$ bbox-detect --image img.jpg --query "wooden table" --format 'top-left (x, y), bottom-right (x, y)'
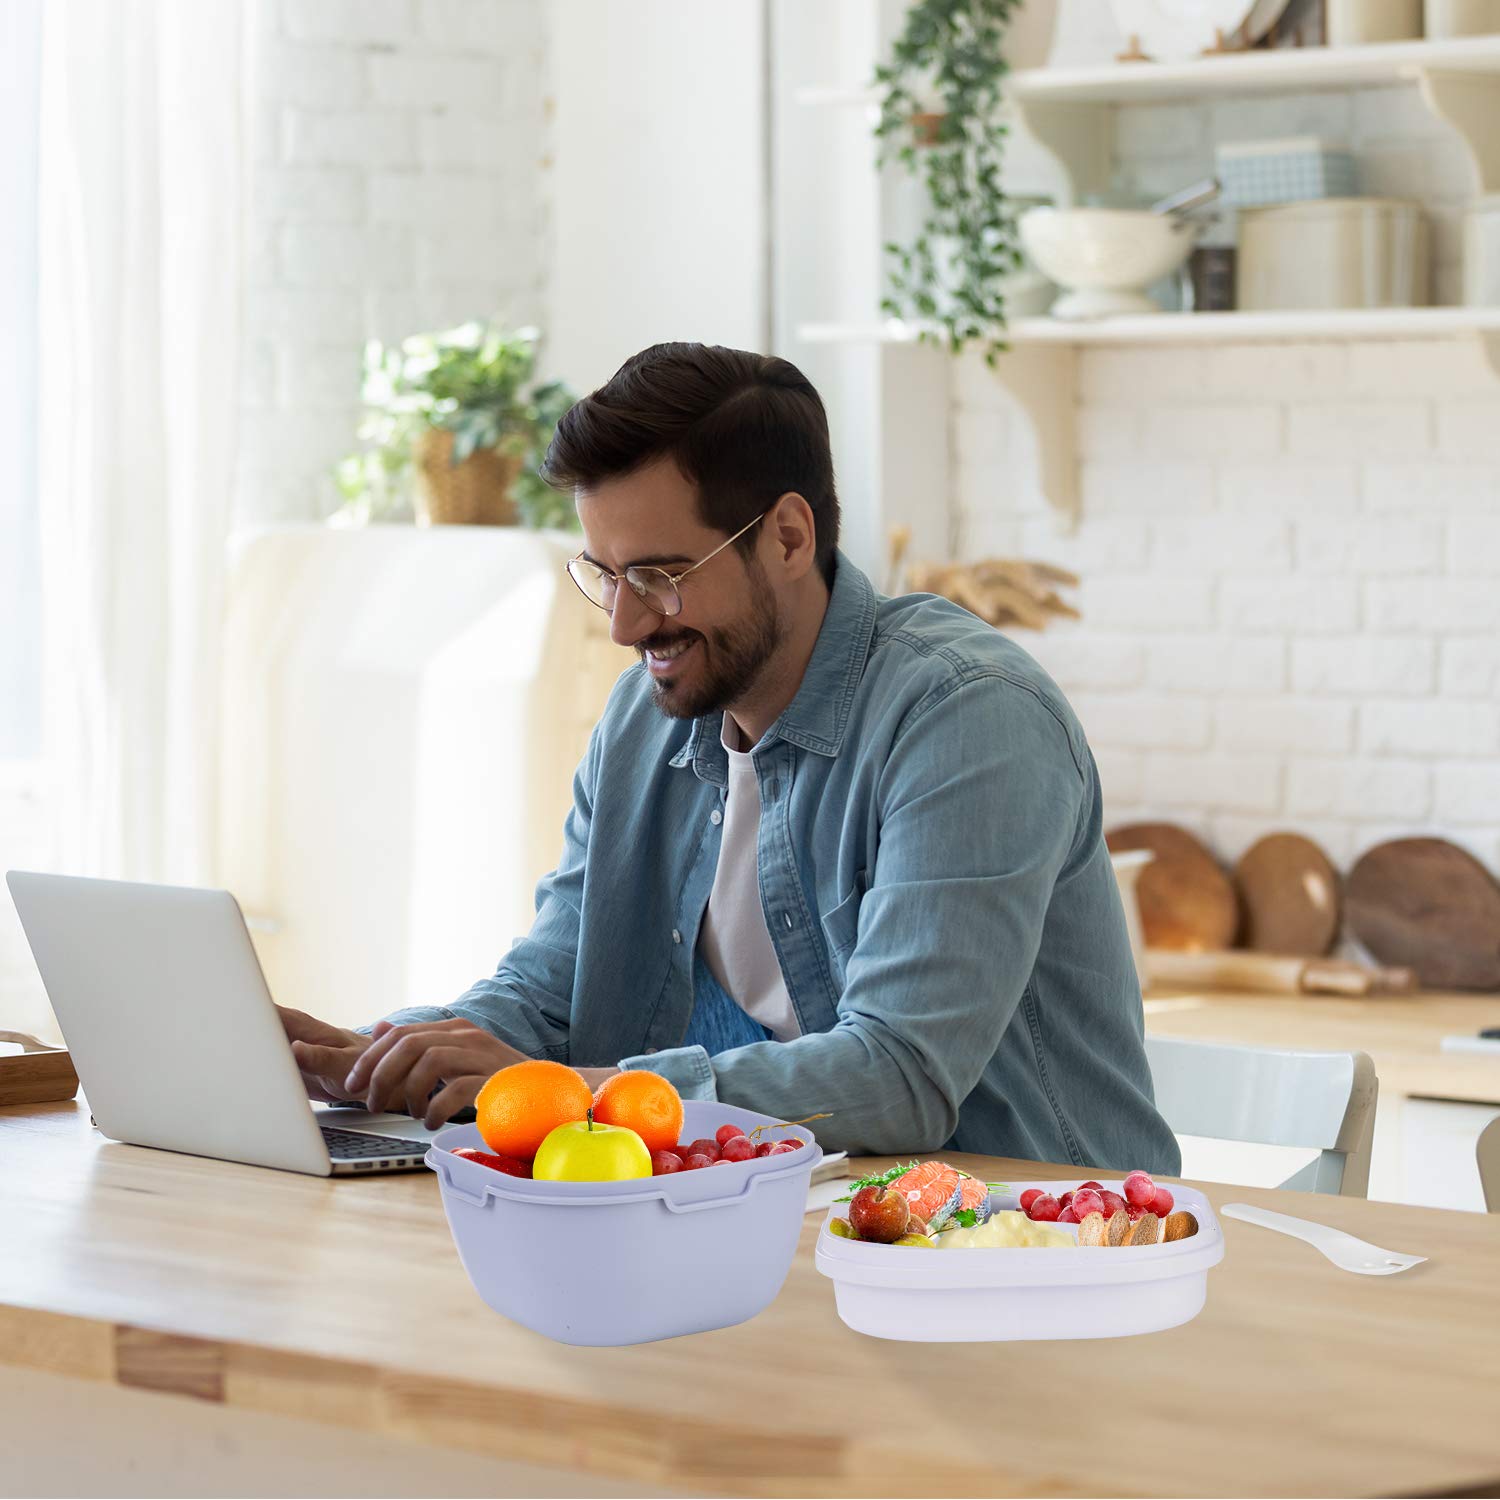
top-left (1143, 986), bottom-right (1500, 1106)
top-left (5, 1102), bottom-right (1500, 1497)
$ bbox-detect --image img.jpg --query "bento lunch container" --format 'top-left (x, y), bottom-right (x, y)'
top-left (427, 1100), bottom-right (822, 1346)
top-left (816, 1180), bottom-right (1224, 1342)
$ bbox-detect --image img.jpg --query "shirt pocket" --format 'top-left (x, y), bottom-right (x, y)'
top-left (820, 870), bottom-right (868, 983)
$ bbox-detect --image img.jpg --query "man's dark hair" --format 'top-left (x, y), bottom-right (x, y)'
top-left (541, 342), bottom-right (840, 584)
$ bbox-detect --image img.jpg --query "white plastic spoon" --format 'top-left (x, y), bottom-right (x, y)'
top-left (1222, 1203), bottom-right (1427, 1276)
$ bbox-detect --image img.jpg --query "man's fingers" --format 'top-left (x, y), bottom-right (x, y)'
top-left (291, 1038), bottom-right (358, 1077)
top-left (278, 1006), bottom-right (352, 1047)
top-left (399, 1046), bottom-right (469, 1121)
top-left (422, 1076), bottom-right (485, 1131)
top-left (343, 1019), bottom-right (477, 1095)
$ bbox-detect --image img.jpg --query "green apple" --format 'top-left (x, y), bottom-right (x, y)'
top-left (532, 1109), bottom-right (652, 1182)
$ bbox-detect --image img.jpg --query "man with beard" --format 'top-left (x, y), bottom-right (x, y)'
top-left (281, 343), bottom-right (1179, 1171)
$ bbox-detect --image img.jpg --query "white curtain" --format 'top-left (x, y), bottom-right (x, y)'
top-left (37, 0), bottom-right (248, 884)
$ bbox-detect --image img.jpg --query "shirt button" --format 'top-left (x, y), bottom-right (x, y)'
top-left (671, 929), bottom-right (682, 944)
top-left (710, 809), bottom-right (723, 826)
top-left (783, 912), bottom-right (794, 930)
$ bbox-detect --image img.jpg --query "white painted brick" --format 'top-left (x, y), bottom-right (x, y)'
top-left (1444, 831), bottom-right (1500, 874)
top-left (1219, 461), bottom-right (1358, 516)
top-left (1294, 517), bottom-right (1443, 575)
top-left (1080, 460), bottom-right (1214, 516)
top-left (1360, 700), bottom-right (1499, 757)
top-left (282, 0), bottom-right (414, 45)
top-left (1219, 577), bottom-right (1358, 634)
top-left (418, 0), bottom-right (541, 52)
top-left (1211, 90), bottom-right (1353, 143)
top-left (1291, 636), bottom-right (1436, 696)
top-left (1142, 753), bottom-right (1282, 814)
top-left (1358, 140), bottom-right (1475, 201)
top-left (255, 166), bottom-right (363, 225)
top-left (956, 511), bottom-right (1025, 559)
top-left (369, 171), bottom-right (509, 235)
top-left (1019, 633), bottom-right (1145, 692)
top-left (1347, 339), bottom-right (1496, 397)
top-left (368, 54), bottom-right (507, 114)
top-left (1076, 405), bottom-right (1140, 458)
top-left (1363, 462), bottom-right (1500, 513)
top-left (1112, 102), bottom-right (1210, 160)
top-left (1016, 516), bottom-right (1150, 574)
top-left (1140, 403), bottom-right (1281, 460)
top-left (363, 281), bottom-right (535, 343)
top-left (1436, 400), bottom-right (1500, 459)
top-left (1203, 342), bottom-right (1348, 401)
top-left (1146, 636), bottom-right (1287, 694)
top-left (1093, 748), bottom-right (1145, 808)
top-left (1151, 516), bottom-right (1290, 573)
top-left (953, 347), bottom-right (1023, 413)
top-left (1433, 764), bottom-right (1500, 824)
top-left (1365, 578), bottom-right (1500, 633)
top-left (285, 110), bottom-right (417, 169)
top-left (956, 407), bottom-right (1018, 467)
top-left (1217, 697), bottom-right (1355, 755)
top-left (1442, 637), bottom-right (1500, 697)
top-left (278, 346), bottom-right (364, 410)
top-left (1081, 576), bottom-right (1215, 631)
top-left (955, 461), bottom-right (1040, 532)
top-left (1448, 518), bottom-right (1500, 574)
top-left (1078, 348), bottom-right (1210, 405)
top-left (1286, 401), bottom-right (1431, 459)
top-left (1286, 759), bottom-right (1431, 821)
top-left (419, 112), bottom-right (517, 172)
top-left (244, 285), bottom-right (366, 344)
top-left (1069, 693), bottom-right (1213, 751)
top-left (281, 225), bottom-right (414, 289)
top-left (256, 42), bottom-right (366, 110)
top-left (241, 341), bottom-right (276, 410)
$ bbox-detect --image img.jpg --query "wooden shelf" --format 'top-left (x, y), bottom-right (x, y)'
top-left (1008, 34), bottom-right (1500, 104)
top-left (798, 307), bottom-right (1500, 349)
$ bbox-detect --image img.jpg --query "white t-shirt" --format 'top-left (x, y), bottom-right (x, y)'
top-left (698, 717), bottom-right (802, 1042)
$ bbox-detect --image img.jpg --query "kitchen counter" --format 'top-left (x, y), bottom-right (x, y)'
top-left (5, 1100), bottom-right (1500, 1497)
top-left (1144, 986), bottom-right (1500, 1105)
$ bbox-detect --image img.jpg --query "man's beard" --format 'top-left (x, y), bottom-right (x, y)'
top-left (638, 580), bottom-right (783, 722)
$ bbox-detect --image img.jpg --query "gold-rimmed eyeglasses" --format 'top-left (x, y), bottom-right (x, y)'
top-left (565, 508), bottom-right (770, 618)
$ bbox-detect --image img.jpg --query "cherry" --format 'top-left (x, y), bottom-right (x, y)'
top-left (715, 1123), bottom-right (746, 1148)
top-left (1123, 1170), bottom-right (1157, 1209)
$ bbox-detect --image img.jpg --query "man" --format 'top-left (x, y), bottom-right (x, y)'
top-left (284, 343), bottom-right (1179, 1171)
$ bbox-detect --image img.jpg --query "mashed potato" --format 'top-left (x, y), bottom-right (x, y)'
top-left (934, 1209), bottom-right (1074, 1250)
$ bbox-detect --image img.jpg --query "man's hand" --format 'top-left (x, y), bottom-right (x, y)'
top-left (342, 1017), bottom-right (536, 1128)
top-left (278, 1006), bottom-right (374, 1104)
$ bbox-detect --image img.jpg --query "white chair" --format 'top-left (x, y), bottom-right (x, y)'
top-left (1478, 1116), bottom-right (1500, 1213)
top-left (1144, 1036), bottom-right (1379, 1197)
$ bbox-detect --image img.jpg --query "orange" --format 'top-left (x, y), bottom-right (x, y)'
top-left (475, 1061), bottom-right (594, 1160)
top-left (589, 1071), bottom-right (684, 1155)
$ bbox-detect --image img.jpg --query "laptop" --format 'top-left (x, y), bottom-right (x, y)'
top-left (6, 870), bottom-right (443, 1175)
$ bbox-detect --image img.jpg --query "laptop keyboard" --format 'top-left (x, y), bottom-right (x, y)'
top-left (320, 1124), bottom-right (425, 1159)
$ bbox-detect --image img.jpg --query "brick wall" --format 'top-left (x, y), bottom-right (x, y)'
top-left (237, 0), bottom-right (551, 524)
top-left (954, 83), bottom-right (1500, 871)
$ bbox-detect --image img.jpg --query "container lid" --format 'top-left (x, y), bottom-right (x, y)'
top-left (1216, 136), bottom-right (1352, 159)
top-left (1239, 197), bottom-right (1423, 220)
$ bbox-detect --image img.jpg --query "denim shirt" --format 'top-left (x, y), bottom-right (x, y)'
top-left (381, 552), bottom-right (1180, 1174)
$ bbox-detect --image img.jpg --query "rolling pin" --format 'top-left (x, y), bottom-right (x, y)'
top-left (1146, 949), bottom-right (1417, 997)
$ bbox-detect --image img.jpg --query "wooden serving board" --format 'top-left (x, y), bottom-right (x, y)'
top-left (1347, 838), bottom-right (1500, 991)
top-left (1234, 831), bottom-right (1341, 956)
top-left (0, 1032), bottom-right (80, 1107)
top-left (1105, 821), bottom-right (1238, 950)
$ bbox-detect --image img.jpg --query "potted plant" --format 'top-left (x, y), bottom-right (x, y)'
top-left (335, 320), bottom-right (578, 529)
top-left (874, 0), bottom-right (1055, 367)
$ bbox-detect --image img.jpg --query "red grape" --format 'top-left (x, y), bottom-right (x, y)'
top-left (1071, 1188), bottom-right (1105, 1219)
top-left (754, 1142), bottom-right (776, 1157)
top-left (1057, 1205), bottom-right (1080, 1224)
top-left (452, 1147), bottom-right (531, 1178)
top-left (766, 1141), bottom-right (799, 1155)
top-left (1126, 1204), bottom-right (1146, 1222)
top-left (1099, 1190), bottom-right (1127, 1216)
top-left (720, 1136), bottom-right (757, 1163)
top-left (1019, 1188), bottom-right (1043, 1213)
top-left (1150, 1185), bottom-right (1175, 1217)
top-left (1028, 1194), bottom-right (1061, 1222)
top-left (1123, 1170), bottom-right (1156, 1209)
top-left (1058, 1191), bottom-right (1075, 1210)
top-left (682, 1152), bottom-right (715, 1170)
top-left (1077, 1181), bottom-right (1105, 1194)
top-left (715, 1123), bottom-right (746, 1148)
top-left (650, 1150), bottom-right (685, 1175)
top-left (684, 1138), bottom-right (721, 1161)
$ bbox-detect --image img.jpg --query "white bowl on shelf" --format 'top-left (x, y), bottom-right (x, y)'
top-left (1019, 207), bottom-right (1202, 320)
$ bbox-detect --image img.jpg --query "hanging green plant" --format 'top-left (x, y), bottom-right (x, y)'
top-left (874, 0), bottom-right (1025, 368)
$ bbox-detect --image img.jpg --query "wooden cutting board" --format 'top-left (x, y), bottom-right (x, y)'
top-left (0, 1031), bottom-right (80, 1107)
top-left (1346, 837), bottom-right (1500, 991)
top-left (1105, 822), bottom-right (1238, 951)
top-left (1234, 832), bottom-right (1342, 957)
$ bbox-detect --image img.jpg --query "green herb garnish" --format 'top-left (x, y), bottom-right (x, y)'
top-left (834, 1160), bottom-right (919, 1203)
